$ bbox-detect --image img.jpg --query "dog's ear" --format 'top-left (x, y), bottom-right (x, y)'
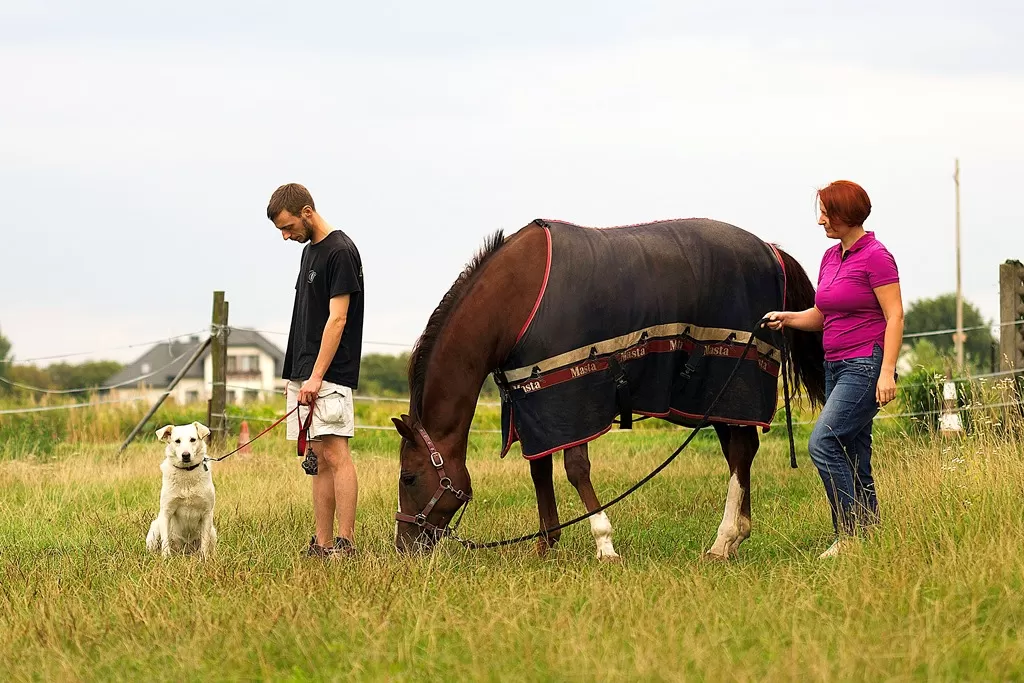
top-left (155, 425), bottom-right (174, 443)
top-left (391, 414), bottom-right (417, 442)
top-left (192, 422), bottom-right (211, 441)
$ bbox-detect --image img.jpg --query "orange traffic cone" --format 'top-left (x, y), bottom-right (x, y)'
top-left (238, 420), bottom-right (252, 455)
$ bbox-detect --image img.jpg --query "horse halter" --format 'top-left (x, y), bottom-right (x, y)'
top-left (394, 422), bottom-right (472, 539)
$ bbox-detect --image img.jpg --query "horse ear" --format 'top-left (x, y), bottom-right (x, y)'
top-left (391, 415), bottom-right (417, 442)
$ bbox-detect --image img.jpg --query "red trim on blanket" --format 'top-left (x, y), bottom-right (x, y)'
top-left (515, 225), bottom-right (552, 345)
top-left (521, 424), bottom-right (614, 460)
top-left (512, 410), bottom-right (771, 460)
top-left (500, 403), bottom-right (519, 458)
top-left (667, 408), bottom-right (771, 429)
top-left (509, 337), bottom-right (780, 396)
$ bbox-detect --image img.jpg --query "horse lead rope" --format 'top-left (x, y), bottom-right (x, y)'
top-left (448, 316), bottom-right (795, 550)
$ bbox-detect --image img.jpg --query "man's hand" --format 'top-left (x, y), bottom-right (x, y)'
top-left (876, 373), bottom-right (897, 407)
top-left (298, 376), bottom-right (323, 406)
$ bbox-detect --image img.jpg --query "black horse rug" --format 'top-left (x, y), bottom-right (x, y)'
top-left (495, 218), bottom-right (788, 460)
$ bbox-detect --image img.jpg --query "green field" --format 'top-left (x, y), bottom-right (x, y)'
top-left (2, 400), bottom-right (1023, 681)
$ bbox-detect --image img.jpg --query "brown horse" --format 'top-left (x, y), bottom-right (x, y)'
top-left (392, 219), bottom-right (825, 559)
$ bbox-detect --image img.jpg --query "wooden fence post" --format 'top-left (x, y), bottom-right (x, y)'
top-left (999, 261), bottom-right (1024, 372)
top-left (210, 291), bottom-right (229, 447)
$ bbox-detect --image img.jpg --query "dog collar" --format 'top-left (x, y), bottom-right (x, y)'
top-left (177, 462), bottom-right (207, 472)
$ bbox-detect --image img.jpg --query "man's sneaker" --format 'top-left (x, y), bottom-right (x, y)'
top-left (305, 536), bottom-right (334, 558)
top-left (331, 537), bottom-right (356, 557)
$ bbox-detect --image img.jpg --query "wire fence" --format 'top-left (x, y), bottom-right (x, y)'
top-left (3, 386), bottom-right (1020, 441)
top-left (3, 321), bottom-right (1023, 428)
top-left (0, 396), bottom-right (147, 415)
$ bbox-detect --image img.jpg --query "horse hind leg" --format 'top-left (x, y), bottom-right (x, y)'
top-left (706, 425), bottom-right (758, 560)
top-left (564, 444), bottom-right (620, 562)
top-left (530, 454), bottom-right (561, 555)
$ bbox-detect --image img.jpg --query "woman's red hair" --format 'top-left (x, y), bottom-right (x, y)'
top-left (818, 180), bottom-right (871, 227)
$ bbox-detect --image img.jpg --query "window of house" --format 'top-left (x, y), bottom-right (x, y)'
top-left (185, 390), bottom-right (200, 404)
top-left (227, 355), bottom-right (260, 374)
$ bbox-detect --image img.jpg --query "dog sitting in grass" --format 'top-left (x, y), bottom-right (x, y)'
top-left (146, 422), bottom-right (218, 558)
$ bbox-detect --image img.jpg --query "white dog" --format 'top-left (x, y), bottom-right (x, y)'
top-left (146, 422), bottom-right (218, 558)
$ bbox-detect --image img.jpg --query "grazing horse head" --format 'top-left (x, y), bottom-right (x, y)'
top-left (392, 413), bottom-right (473, 553)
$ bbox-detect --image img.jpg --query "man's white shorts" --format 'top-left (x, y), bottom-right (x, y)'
top-left (285, 380), bottom-right (355, 440)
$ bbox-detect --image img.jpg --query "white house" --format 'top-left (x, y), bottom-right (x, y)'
top-left (107, 329), bottom-right (287, 405)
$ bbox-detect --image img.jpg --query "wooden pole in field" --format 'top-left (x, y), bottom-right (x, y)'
top-left (210, 291), bottom-right (229, 447)
top-left (953, 159), bottom-right (965, 371)
top-left (117, 335), bottom-right (212, 454)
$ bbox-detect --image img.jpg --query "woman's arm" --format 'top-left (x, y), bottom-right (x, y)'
top-left (762, 307), bottom-right (825, 332)
top-left (874, 282), bottom-right (904, 406)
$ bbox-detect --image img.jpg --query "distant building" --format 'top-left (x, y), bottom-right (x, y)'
top-left (107, 329), bottom-right (286, 405)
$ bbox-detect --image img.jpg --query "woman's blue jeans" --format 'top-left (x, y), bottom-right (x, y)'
top-left (808, 344), bottom-right (883, 535)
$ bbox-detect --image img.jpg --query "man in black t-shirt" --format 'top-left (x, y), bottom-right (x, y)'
top-left (267, 183), bottom-right (364, 558)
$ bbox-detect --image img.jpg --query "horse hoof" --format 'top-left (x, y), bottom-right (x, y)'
top-left (536, 539), bottom-right (559, 557)
top-left (702, 550), bottom-right (731, 563)
top-left (597, 550), bottom-right (621, 563)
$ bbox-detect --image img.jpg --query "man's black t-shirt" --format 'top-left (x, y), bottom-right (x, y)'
top-left (283, 230), bottom-right (364, 388)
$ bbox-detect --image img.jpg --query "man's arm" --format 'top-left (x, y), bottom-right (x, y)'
top-left (297, 294), bottom-right (350, 405)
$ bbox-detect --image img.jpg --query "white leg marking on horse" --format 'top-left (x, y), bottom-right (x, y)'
top-left (590, 511), bottom-right (620, 561)
top-left (708, 473), bottom-right (745, 558)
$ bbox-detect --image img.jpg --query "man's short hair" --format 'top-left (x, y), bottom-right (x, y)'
top-left (267, 183), bottom-right (315, 221)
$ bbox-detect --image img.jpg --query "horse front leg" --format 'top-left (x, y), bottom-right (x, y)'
top-left (529, 454), bottom-right (561, 555)
top-left (706, 425), bottom-right (759, 560)
top-left (564, 444), bottom-right (620, 562)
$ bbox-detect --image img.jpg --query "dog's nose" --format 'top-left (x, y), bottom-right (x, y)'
top-left (181, 452), bottom-right (192, 462)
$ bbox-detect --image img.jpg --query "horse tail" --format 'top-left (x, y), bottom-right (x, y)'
top-left (775, 247), bottom-right (826, 407)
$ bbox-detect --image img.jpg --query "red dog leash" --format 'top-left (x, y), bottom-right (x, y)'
top-left (203, 397), bottom-right (316, 468)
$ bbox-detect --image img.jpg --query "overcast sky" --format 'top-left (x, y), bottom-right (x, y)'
top-left (2, 1), bottom-right (1022, 366)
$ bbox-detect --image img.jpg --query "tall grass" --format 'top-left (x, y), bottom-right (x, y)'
top-left (2, 394), bottom-right (1024, 681)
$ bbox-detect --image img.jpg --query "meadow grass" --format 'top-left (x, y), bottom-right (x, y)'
top-left (1, 401), bottom-right (1023, 681)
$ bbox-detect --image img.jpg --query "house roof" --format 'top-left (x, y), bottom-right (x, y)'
top-left (105, 329), bottom-right (285, 389)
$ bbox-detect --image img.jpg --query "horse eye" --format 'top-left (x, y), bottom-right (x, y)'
top-left (401, 473), bottom-right (417, 486)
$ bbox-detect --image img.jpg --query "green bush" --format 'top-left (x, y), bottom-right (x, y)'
top-left (899, 367), bottom-right (1024, 436)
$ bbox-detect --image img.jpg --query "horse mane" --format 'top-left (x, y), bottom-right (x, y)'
top-left (773, 245), bottom-right (826, 407)
top-left (409, 230), bottom-right (507, 418)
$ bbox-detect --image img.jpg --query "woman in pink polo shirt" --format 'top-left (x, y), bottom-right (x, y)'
top-left (765, 180), bottom-right (904, 558)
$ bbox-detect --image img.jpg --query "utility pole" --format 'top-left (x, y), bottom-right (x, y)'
top-left (954, 159), bottom-right (964, 370)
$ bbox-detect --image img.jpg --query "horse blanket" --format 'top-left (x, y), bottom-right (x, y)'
top-left (496, 218), bottom-right (787, 460)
